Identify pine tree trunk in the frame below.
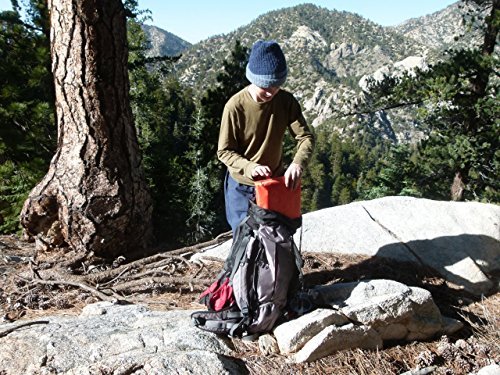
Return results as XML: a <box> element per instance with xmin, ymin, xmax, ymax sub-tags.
<box><xmin>453</xmin><ymin>0</ymin><xmax>499</xmax><ymax>195</ymax></box>
<box><xmin>20</xmin><ymin>0</ymin><xmax>153</xmax><ymax>258</ymax></box>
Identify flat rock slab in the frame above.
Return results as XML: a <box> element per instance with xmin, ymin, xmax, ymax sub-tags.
<box><xmin>0</xmin><ymin>302</ymin><xmax>246</xmax><ymax>375</ymax></box>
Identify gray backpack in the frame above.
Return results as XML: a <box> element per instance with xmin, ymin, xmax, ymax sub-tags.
<box><xmin>192</xmin><ymin>203</ymin><xmax>303</xmax><ymax>337</ymax></box>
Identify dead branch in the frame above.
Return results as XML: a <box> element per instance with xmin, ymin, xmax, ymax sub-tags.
<box><xmin>115</xmin><ymin>269</ymin><xmax>178</xmax><ymax>281</ymax></box>
<box><xmin>161</xmin><ymin>231</ymin><xmax>232</xmax><ymax>256</ymax></box>
<box><xmin>146</xmin><ymin>256</ymin><xmax>189</xmax><ymax>272</ymax></box>
<box><xmin>192</xmin><ymin>263</ymin><xmax>205</xmax><ymax>279</ymax></box>
<box><xmin>0</xmin><ymin>321</ymin><xmax>50</xmax><ymax>338</ymax></box>
<box><xmin>32</xmin><ymin>279</ymin><xmax>124</xmax><ymax>303</ymax></box>
<box><xmin>96</xmin><ymin>265</ymin><xmax>134</xmax><ymax>288</ymax></box>
<box><xmin>58</xmin><ymin>250</ymin><xmax>94</xmax><ymax>269</ymax></box>
<box><xmin>80</xmin><ymin>254</ymin><xmax>170</xmax><ymax>284</ymax></box>
<box><xmin>81</xmin><ymin>232</ymin><xmax>230</xmax><ymax>284</ymax></box>
<box><xmin>170</xmin><ymin>255</ymin><xmax>193</xmax><ymax>267</ymax></box>
<box><xmin>110</xmin><ymin>276</ymin><xmax>210</xmax><ymax>293</ymax></box>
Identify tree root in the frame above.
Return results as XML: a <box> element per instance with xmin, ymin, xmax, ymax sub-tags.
<box><xmin>32</xmin><ymin>279</ymin><xmax>124</xmax><ymax>303</ymax></box>
<box><xmin>109</xmin><ymin>276</ymin><xmax>209</xmax><ymax>293</ymax></box>
<box><xmin>4</xmin><ymin>232</ymin><xmax>229</xmax><ymax>318</ymax></box>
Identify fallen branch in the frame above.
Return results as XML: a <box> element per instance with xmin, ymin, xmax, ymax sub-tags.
<box><xmin>122</xmin><ymin>269</ymin><xmax>179</xmax><ymax>280</ymax></box>
<box><xmin>161</xmin><ymin>231</ymin><xmax>232</xmax><ymax>256</ymax></box>
<box><xmin>110</xmin><ymin>276</ymin><xmax>210</xmax><ymax>293</ymax></box>
<box><xmin>0</xmin><ymin>321</ymin><xmax>50</xmax><ymax>338</ymax></box>
<box><xmin>82</xmin><ymin>233</ymin><xmax>229</xmax><ymax>285</ymax></box>
<box><xmin>82</xmin><ymin>252</ymin><xmax>189</xmax><ymax>285</ymax></box>
<box><xmin>32</xmin><ymin>279</ymin><xmax>125</xmax><ymax>303</ymax></box>
<box><xmin>59</xmin><ymin>250</ymin><xmax>94</xmax><ymax>269</ymax></box>
<box><xmin>96</xmin><ymin>265</ymin><xmax>134</xmax><ymax>288</ymax></box>
<box><xmin>192</xmin><ymin>263</ymin><xmax>205</xmax><ymax>279</ymax></box>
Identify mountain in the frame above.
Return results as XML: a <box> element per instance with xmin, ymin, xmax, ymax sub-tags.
<box><xmin>389</xmin><ymin>2</ymin><xmax>479</xmax><ymax>50</ymax></box>
<box><xmin>141</xmin><ymin>24</ymin><xmax>191</xmax><ymax>57</ymax></box>
<box><xmin>145</xmin><ymin>3</ymin><xmax>466</xmax><ymax>141</ymax></box>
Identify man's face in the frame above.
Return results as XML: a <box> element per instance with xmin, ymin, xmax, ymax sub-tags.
<box><xmin>254</xmin><ymin>86</ymin><xmax>280</xmax><ymax>102</ymax></box>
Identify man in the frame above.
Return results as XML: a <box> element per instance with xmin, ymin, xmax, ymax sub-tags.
<box><xmin>217</xmin><ymin>40</ymin><xmax>315</xmax><ymax>233</ymax></box>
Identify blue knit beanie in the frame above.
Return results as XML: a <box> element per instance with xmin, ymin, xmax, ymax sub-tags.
<box><xmin>246</xmin><ymin>40</ymin><xmax>287</xmax><ymax>88</ymax></box>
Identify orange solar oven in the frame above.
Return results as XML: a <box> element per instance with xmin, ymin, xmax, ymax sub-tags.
<box><xmin>254</xmin><ymin>176</ymin><xmax>301</xmax><ymax>219</ymax></box>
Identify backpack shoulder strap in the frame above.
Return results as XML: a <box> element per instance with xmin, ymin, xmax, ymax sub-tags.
<box><xmin>291</xmin><ymin>235</ymin><xmax>304</xmax><ymax>287</ymax></box>
<box><xmin>226</xmin><ymin>215</ymin><xmax>258</xmax><ymax>281</ymax></box>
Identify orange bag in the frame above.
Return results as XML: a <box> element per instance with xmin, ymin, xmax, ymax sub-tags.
<box><xmin>255</xmin><ymin>176</ymin><xmax>301</xmax><ymax>219</ymax></box>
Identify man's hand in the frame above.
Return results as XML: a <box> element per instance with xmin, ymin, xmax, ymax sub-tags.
<box><xmin>284</xmin><ymin>163</ymin><xmax>302</xmax><ymax>190</ymax></box>
<box><xmin>252</xmin><ymin>164</ymin><xmax>272</xmax><ymax>179</ymax></box>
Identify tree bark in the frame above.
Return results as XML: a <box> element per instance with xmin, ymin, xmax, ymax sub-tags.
<box><xmin>20</xmin><ymin>0</ymin><xmax>153</xmax><ymax>258</ymax></box>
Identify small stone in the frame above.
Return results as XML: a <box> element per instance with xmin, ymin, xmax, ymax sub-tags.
<box><xmin>79</xmin><ymin>301</ymin><xmax>114</xmax><ymax>317</ymax></box>
<box><xmin>258</xmin><ymin>334</ymin><xmax>279</xmax><ymax>355</ymax></box>
<box><xmin>4</xmin><ymin>255</ymin><xmax>24</xmax><ymax>263</ymax></box>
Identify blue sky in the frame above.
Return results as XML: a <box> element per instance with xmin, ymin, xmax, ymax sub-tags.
<box><xmin>0</xmin><ymin>0</ymin><xmax>457</xmax><ymax>44</ymax></box>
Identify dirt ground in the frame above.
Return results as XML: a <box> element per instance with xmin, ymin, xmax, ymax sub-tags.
<box><xmin>1</xmin><ymin>234</ymin><xmax>498</xmax><ymax>374</ymax></box>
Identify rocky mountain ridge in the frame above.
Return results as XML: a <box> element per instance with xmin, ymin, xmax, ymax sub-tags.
<box><xmin>389</xmin><ymin>1</ymin><xmax>479</xmax><ymax>49</ymax></box>
<box><xmin>141</xmin><ymin>24</ymin><xmax>191</xmax><ymax>57</ymax></box>
<box><xmin>143</xmin><ymin>2</ymin><xmax>467</xmax><ymax>141</ymax></box>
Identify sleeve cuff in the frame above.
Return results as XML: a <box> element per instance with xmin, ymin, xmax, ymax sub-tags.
<box><xmin>244</xmin><ymin>161</ymin><xmax>260</xmax><ymax>179</ymax></box>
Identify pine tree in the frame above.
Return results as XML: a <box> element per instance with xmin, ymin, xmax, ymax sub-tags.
<box><xmin>21</xmin><ymin>0</ymin><xmax>153</xmax><ymax>257</ymax></box>
<box><xmin>0</xmin><ymin>0</ymin><xmax>55</xmax><ymax>232</ymax></box>
<box><xmin>185</xmin><ymin>109</ymin><xmax>218</xmax><ymax>242</ymax></box>
<box><xmin>356</xmin><ymin>0</ymin><xmax>499</xmax><ymax>202</ymax></box>
<box><xmin>196</xmin><ymin>40</ymin><xmax>250</xmax><ymax>234</ymax></box>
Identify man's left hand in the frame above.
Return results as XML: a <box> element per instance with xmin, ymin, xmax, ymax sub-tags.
<box><xmin>284</xmin><ymin>163</ymin><xmax>303</xmax><ymax>190</ymax></box>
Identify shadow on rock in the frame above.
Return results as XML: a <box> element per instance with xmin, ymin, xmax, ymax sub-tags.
<box><xmin>378</xmin><ymin>234</ymin><xmax>498</xmax><ymax>296</ymax></box>
<box><xmin>303</xmin><ymin>234</ymin><xmax>499</xmax><ymax>329</ymax></box>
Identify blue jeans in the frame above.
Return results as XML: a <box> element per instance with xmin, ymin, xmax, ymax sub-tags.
<box><xmin>224</xmin><ymin>171</ymin><xmax>255</xmax><ymax>234</ymax></box>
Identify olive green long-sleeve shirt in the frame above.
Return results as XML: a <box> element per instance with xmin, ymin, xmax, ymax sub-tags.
<box><xmin>217</xmin><ymin>86</ymin><xmax>315</xmax><ymax>186</ymax></box>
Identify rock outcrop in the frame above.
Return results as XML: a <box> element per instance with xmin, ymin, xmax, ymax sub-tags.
<box><xmin>359</xmin><ymin>55</ymin><xmax>428</xmax><ymax>92</ymax></box>
<box><xmin>273</xmin><ymin>279</ymin><xmax>461</xmax><ymax>363</ymax></box>
<box><xmin>194</xmin><ymin>197</ymin><xmax>500</xmax><ymax>296</ymax></box>
<box><xmin>0</xmin><ymin>279</ymin><xmax>463</xmax><ymax>372</ymax></box>
<box><xmin>0</xmin><ymin>302</ymin><xmax>243</xmax><ymax>374</ymax></box>
<box><xmin>141</xmin><ymin>25</ymin><xmax>191</xmax><ymax>57</ymax></box>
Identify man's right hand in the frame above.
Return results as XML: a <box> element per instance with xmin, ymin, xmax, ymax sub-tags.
<box><xmin>252</xmin><ymin>165</ymin><xmax>272</xmax><ymax>179</ymax></box>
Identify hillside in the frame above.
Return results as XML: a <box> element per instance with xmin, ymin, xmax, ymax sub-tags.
<box><xmin>173</xmin><ymin>5</ymin><xmax>422</xmax><ymax>136</ymax></box>
<box><xmin>143</xmin><ymin>3</ymin><xmax>467</xmax><ymax>142</ymax></box>
<box><xmin>390</xmin><ymin>1</ymin><xmax>481</xmax><ymax>50</ymax></box>
<box><xmin>141</xmin><ymin>24</ymin><xmax>191</xmax><ymax>57</ymax></box>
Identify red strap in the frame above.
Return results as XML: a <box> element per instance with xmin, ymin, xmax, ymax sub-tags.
<box><xmin>200</xmin><ymin>277</ymin><xmax>235</xmax><ymax>311</ymax></box>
